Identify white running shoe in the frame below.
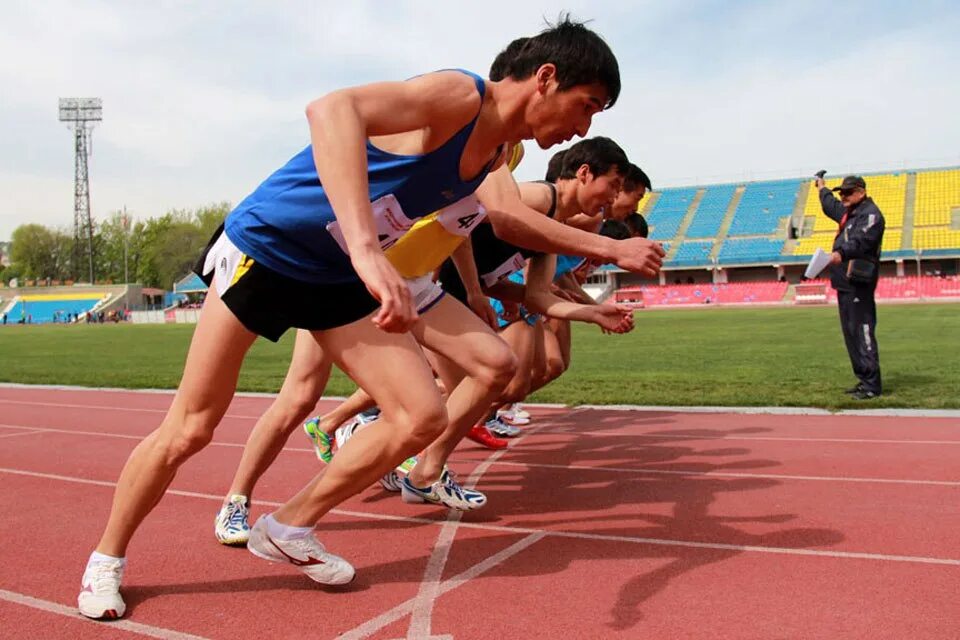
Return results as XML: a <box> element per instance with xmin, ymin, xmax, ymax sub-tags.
<box><xmin>247</xmin><ymin>516</ymin><xmax>355</xmax><ymax>585</ymax></box>
<box><xmin>78</xmin><ymin>559</ymin><xmax>126</xmax><ymax>619</ymax></box>
<box><xmin>334</xmin><ymin>410</ymin><xmax>380</xmax><ymax>451</ymax></box>
<box><xmin>401</xmin><ymin>469</ymin><xmax>487</xmax><ymax>511</ymax></box>
<box><xmin>486</xmin><ymin>417</ymin><xmax>521</xmax><ymax>438</ymax></box>
<box><xmin>497</xmin><ymin>409</ymin><xmax>530</xmax><ymax>426</ymax></box>
<box><xmin>511</xmin><ymin>403</ymin><xmax>531</xmax><ymax>421</ymax></box>
<box><xmin>379</xmin><ymin>470</ymin><xmax>402</xmax><ymax>492</ymax></box>
<box><xmin>215</xmin><ymin>494</ymin><xmax>251</xmax><ymax>545</ymax></box>
<box><xmin>378</xmin><ymin>455</ymin><xmax>418</xmax><ymax>492</ymax></box>
<box><xmin>333</xmin><ymin>422</ymin><xmax>358</xmax><ymax>451</ymax></box>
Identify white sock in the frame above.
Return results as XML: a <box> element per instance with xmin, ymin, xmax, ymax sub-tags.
<box><xmin>265</xmin><ymin>514</ymin><xmax>313</xmax><ymax>541</ymax></box>
<box><xmin>88</xmin><ymin>551</ymin><xmax>126</xmax><ymax>568</ymax></box>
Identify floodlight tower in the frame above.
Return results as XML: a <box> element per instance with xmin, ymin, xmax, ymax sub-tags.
<box><xmin>58</xmin><ymin>97</ymin><xmax>102</xmax><ymax>284</ymax></box>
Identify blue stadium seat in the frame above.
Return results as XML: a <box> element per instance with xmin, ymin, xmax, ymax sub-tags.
<box><xmin>669</xmin><ymin>241</ymin><xmax>714</xmax><ymax>266</ymax></box>
<box><xmin>646</xmin><ymin>187</ymin><xmax>698</xmax><ymax>241</ymax></box>
<box><xmin>5</xmin><ymin>294</ymin><xmax>105</xmax><ymax>324</ymax></box>
<box><xmin>685</xmin><ymin>184</ymin><xmax>737</xmax><ymax>238</ymax></box>
<box><xmin>717</xmin><ymin>238</ymin><xmax>786</xmax><ymax>264</ymax></box>
<box><xmin>727</xmin><ymin>179</ymin><xmax>802</xmax><ymax>236</ymax></box>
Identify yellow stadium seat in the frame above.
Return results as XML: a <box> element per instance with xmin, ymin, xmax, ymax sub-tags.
<box><xmin>881</xmin><ymin>229</ymin><xmax>902</xmax><ymax>252</ymax></box>
<box><xmin>913</xmin><ymin>226</ymin><xmax>960</xmax><ymax>250</ymax></box>
<box><xmin>914</xmin><ymin>169</ymin><xmax>960</xmax><ymax>227</ymax></box>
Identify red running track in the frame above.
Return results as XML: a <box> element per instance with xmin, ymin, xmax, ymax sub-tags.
<box><xmin>0</xmin><ymin>387</ymin><xmax>958</xmax><ymax>639</ymax></box>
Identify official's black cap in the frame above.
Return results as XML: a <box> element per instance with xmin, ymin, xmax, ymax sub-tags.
<box><xmin>832</xmin><ymin>176</ymin><xmax>866</xmax><ymax>192</ymax></box>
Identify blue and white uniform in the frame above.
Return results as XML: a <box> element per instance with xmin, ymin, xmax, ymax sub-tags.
<box><xmin>194</xmin><ymin>69</ymin><xmax>499</xmax><ymax>341</ymax></box>
<box><xmin>224</xmin><ymin>70</ymin><xmax>495</xmax><ymax>285</ymax></box>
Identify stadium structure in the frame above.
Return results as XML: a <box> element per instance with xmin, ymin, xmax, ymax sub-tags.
<box><xmin>593</xmin><ymin>166</ymin><xmax>960</xmax><ymax>307</ymax></box>
<box><xmin>2</xmin><ymin>167</ymin><xmax>959</xmax><ymax>324</ymax></box>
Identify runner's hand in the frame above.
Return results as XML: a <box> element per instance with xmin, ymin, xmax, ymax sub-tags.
<box><xmin>551</xmin><ymin>285</ymin><xmax>578</xmax><ymax>302</ymax></box>
<box><xmin>591</xmin><ymin>304</ymin><xmax>634</xmax><ymax>333</ymax></box>
<box><xmin>500</xmin><ymin>300</ymin><xmax>521</xmax><ymax>323</ymax></box>
<box><xmin>612</xmin><ymin>238</ymin><xmax>665</xmax><ymax>277</ymax></box>
<box><xmin>467</xmin><ymin>291</ymin><xmax>499</xmax><ymax>330</ymax></box>
<box><xmin>351</xmin><ymin>247</ymin><xmax>417</xmax><ymax>332</ymax></box>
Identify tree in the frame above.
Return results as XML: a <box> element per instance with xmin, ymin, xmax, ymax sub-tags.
<box><xmin>6</xmin><ymin>200</ymin><xmax>231</xmax><ymax>289</ymax></box>
<box><xmin>9</xmin><ymin>224</ymin><xmax>73</xmax><ymax>280</ymax></box>
<box><xmin>194</xmin><ymin>202</ymin><xmax>230</xmax><ymax>238</ymax></box>
<box><xmin>95</xmin><ymin>211</ymin><xmax>131</xmax><ymax>283</ymax></box>
<box><xmin>133</xmin><ymin>214</ymin><xmax>207</xmax><ymax>288</ymax></box>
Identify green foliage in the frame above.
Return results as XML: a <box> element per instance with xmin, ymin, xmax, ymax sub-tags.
<box><xmin>0</xmin><ymin>304</ymin><xmax>957</xmax><ymax>410</ymax></box>
<box><xmin>94</xmin><ymin>211</ymin><xmax>129</xmax><ymax>283</ymax></box>
<box><xmin>6</xmin><ymin>202</ymin><xmax>230</xmax><ymax>288</ymax></box>
<box><xmin>9</xmin><ymin>224</ymin><xmax>74</xmax><ymax>280</ymax></box>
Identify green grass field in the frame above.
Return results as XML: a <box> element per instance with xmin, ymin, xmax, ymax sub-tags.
<box><xmin>1</xmin><ymin>304</ymin><xmax>957</xmax><ymax>410</ymax></box>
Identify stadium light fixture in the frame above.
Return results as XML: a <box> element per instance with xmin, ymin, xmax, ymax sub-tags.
<box><xmin>58</xmin><ymin>98</ymin><xmax>103</xmax><ymax>123</ymax></box>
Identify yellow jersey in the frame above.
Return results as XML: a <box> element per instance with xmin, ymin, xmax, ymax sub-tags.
<box><xmin>386</xmin><ymin>142</ymin><xmax>524</xmax><ymax>278</ymax></box>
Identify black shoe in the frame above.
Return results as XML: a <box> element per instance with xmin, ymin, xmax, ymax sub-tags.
<box><xmin>851</xmin><ymin>389</ymin><xmax>880</xmax><ymax>400</ymax></box>
<box><xmin>844</xmin><ymin>383</ymin><xmax>864</xmax><ymax>394</ymax></box>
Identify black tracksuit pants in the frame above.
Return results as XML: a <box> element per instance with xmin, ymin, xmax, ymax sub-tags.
<box><xmin>837</xmin><ymin>289</ymin><xmax>881</xmax><ymax>394</ymax></box>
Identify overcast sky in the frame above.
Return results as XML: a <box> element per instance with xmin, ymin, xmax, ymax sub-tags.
<box><xmin>1</xmin><ymin>0</ymin><xmax>958</xmax><ymax>240</ymax></box>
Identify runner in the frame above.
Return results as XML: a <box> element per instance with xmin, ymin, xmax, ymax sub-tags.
<box><xmin>78</xmin><ymin>18</ymin><xmax>645</xmax><ymax>620</ymax></box>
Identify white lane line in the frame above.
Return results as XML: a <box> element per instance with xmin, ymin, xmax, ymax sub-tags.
<box><xmin>4</xmin><ymin>382</ymin><xmax>959</xmax><ymax>418</ymax></box>
<box><xmin>0</xmin><ymin>398</ymin><xmax>264</xmax><ymax>420</ymax></box>
<box><xmin>482</xmin><ymin>459</ymin><xmax>960</xmax><ymax>487</ymax></box>
<box><xmin>0</xmin><ymin>425</ymin><xmax>316</xmax><ymax>454</ymax></box>
<box><xmin>0</xmin><ymin>429</ymin><xmax>44</xmax><ymax>439</ymax></box>
<box><xmin>0</xmin><ymin>382</ymin><xmax>351</xmax><ymax>402</ymax></box>
<box><xmin>544</xmin><ymin>429</ymin><xmax>960</xmax><ymax>446</ymax></box>
<box><xmin>0</xmin><ymin>588</ymin><xmax>211</xmax><ymax>640</ymax></box>
<box><xmin>6</xmin><ymin>418</ymin><xmax>960</xmax><ymax>453</ymax></box>
<box><xmin>404</xmin><ymin>419</ymin><xmax>555</xmax><ymax>640</ymax></box>
<box><xmin>339</xmin><ymin>533</ymin><xmax>545</xmax><ymax>640</ymax></box>
<box><xmin>3</xmin><ymin>423</ymin><xmax>957</xmax><ymax>488</ymax></box>
<box><xmin>2</xmin><ymin>466</ymin><xmax>959</xmax><ymax>568</ymax></box>
<box><xmin>576</xmin><ymin>403</ymin><xmax>960</xmax><ymax>419</ymax></box>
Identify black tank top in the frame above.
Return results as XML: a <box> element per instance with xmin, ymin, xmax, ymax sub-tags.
<box><xmin>439</xmin><ymin>181</ymin><xmax>557</xmax><ymax>302</ymax></box>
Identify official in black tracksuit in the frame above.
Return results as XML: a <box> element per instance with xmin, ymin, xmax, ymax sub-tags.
<box><xmin>817</xmin><ymin>175</ymin><xmax>885</xmax><ymax>399</ymax></box>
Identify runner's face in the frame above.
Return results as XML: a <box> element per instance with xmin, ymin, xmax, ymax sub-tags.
<box><xmin>610</xmin><ymin>186</ymin><xmax>646</xmax><ymax>220</ymax></box>
<box><xmin>578</xmin><ymin>166</ymin><xmax>623</xmax><ymax>216</ymax></box>
<box><xmin>529</xmin><ymin>69</ymin><xmax>608</xmax><ymax>148</ymax></box>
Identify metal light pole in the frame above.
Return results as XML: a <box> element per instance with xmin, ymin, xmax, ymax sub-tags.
<box><xmin>122</xmin><ymin>206</ymin><xmax>129</xmax><ymax>284</ymax></box>
<box><xmin>58</xmin><ymin>97</ymin><xmax>102</xmax><ymax>284</ymax></box>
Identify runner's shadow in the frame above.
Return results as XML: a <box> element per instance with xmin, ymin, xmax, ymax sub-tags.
<box><xmin>121</xmin><ymin>572</ymin><xmax>371</xmax><ymax>616</ymax></box>
<box><xmin>449</xmin><ymin>409</ymin><xmax>847</xmax><ymax>632</ymax></box>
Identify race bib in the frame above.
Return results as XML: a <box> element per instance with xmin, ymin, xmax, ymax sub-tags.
<box><xmin>325</xmin><ymin>194</ymin><xmax>416</xmax><ymax>254</ymax></box>
<box><xmin>481</xmin><ymin>252</ymin><xmax>527</xmax><ymax>288</ymax></box>
<box><xmin>434</xmin><ymin>195</ymin><xmax>487</xmax><ymax>237</ymax></box>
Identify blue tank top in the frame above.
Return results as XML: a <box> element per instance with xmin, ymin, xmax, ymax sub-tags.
<box><xmin>224</xmin><ymin>70</ymin><xmax>495</xmax><ymax>284</ymax></box>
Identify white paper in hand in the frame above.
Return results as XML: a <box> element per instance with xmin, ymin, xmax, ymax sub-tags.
<box><xmin>804</xmin><ymin>248</ymin><xmax>832</xmax><ymax>279</ymax></box>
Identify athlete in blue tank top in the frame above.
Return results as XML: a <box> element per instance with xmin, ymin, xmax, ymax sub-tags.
<box><xmin>77</xmin><ymin>20</ymin><xmax>640</xmax><ymax>622</ymax></box>
<box><xmin>226</xmin><ymin>70</ymin><xmax>496</xmax><ymax>284</ymax></box>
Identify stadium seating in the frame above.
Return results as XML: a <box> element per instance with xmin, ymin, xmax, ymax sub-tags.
<box><xmin>646</xmin><ymin>187</ymin><xmax>698</xmax><ymax>241</ymax></box>
<box><xmin>3</xmin><ymin>292</ymin><xmax>107</xmax><ymax>324</ymax></box>
<box><xmin>717</xmin><ymin>238</ymin><xmax>785</xmax><ymax>265</ymax></box>
<box><xmin>685</xmin><ymin>184</ymin><xmax>737</xmax><ymax>238</ymax></box>
<box><xmin>613</xmin><ymin>276</ymin><xmax>959</xmax><ymax>308</ymax></box>
<box><xmin>616</xmin><ymin>281</ymin><xmax>788</xmax><ymax>306</ymax></box>
<box><xmin>669</xmin><ymin>241</ymin><xmax>713</xmax><ymax>267</ymax></box>
<box><xmin>914</xmin><ymin>169</ymin><xmax>960</xmax><ymax>227</ymax></box>
<box><xmin>866</xmin><ymin>173</ymin><xmax>908</xmax><ymax>230</ymax></box>
<box><xmin>913</xmin><ymin>227</ymin><xmax>960</xmax><ymax>250</ymax></box>
<box><xmin>726</xmin><ymin>179</ymin><xmax>801</xmax><ymax>236</ymax></box>
<box><xmin>638</xmin><ymin>168</ymin><xmax>957</xmax><ymax>265</ymax></box>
